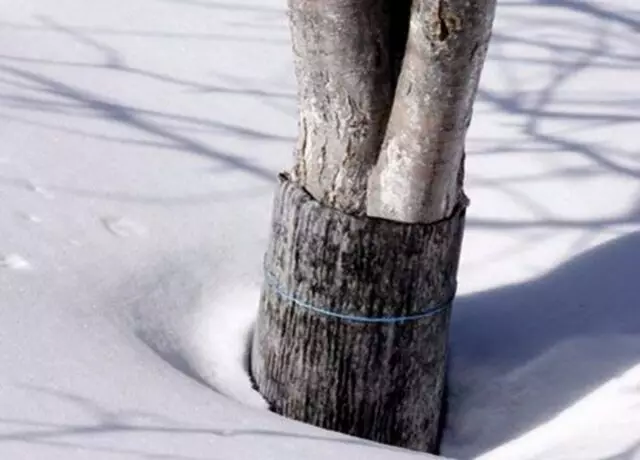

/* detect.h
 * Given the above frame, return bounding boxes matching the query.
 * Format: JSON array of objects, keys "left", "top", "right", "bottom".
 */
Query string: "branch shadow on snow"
[
  {"left": 0, "top": 384, "right": 423, "bottom": 460},
  {"left": 0, "top": 13, "right": 296, "bottom": 204},
  {"left": 448, "top": 9, "right": 640, "bottom": 455},
  {"left": 0, "top": 60, "right": 281, "bottom": 204},
  {"left": 158, "top": 0, "right": 285, "bottom": 16},
  {"left": 1, "top": 1, "right": 639, "bottom": 458},
  {"left": 445, "top": 231, "right": 640, "bottom": 457},
  {"left": 467, "top": 0, "right": 640, "bottom": 241},
  {"left": 0, "top": 63, "right": 279, "bottom": 181},
  {"left": 537, "top": 0, "right": 639, "bottom": 32}
]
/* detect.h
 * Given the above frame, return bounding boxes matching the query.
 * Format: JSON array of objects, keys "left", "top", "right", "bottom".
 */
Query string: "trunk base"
[{"left": 252, "top": 174, "right": 466, "bottom": 453}]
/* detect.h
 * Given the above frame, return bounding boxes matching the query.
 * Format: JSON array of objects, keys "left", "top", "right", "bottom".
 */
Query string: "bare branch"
[
  {"left": 368, "top": 0, "right": 497, "bottom": 223},
  {"left": 288, "top": 0, "right": 410, "bottom": 215}
]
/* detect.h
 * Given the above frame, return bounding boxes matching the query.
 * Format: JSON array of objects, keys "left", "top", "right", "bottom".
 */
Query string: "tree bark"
[
  {"left": 252, "top": 174, "right": 466, "bottom": 452},
  {"left": 251, "top": 0, "right": 496, "bottom": 453},
  {"left": 368, "top": 0, "right": 496, "bottom": 223},
  {"left": 288, "top": 0, "right": 411, "bottom": 215}
]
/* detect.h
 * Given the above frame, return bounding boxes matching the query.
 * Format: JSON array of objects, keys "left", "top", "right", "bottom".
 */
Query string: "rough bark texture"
[
  {"left": 288, "top": 0, "right": 411, "bottom": 215},
  {"left": 367, "top": 0, "right": 497, "bottom": 223},
  {"left": 251, "top": 0, "right": 497, "bottom": 453},
  {"left": 252, "top": 175, "right": 467, "bottom": 452}
]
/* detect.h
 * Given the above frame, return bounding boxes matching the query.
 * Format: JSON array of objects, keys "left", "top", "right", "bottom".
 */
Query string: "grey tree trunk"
[
  {"left": 368, "top": 0, "right": 496, "bottom": 223},
  {"left": 251, "top": 0, "right": 496, "bottom": 453},
  {"left": 287, "top": 0, "right": 411, "bottom": 215}
]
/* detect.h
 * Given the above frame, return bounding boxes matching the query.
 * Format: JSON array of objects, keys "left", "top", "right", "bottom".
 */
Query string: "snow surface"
[{"left": 1, "top": 0, "right": 638, "bottom": 459}]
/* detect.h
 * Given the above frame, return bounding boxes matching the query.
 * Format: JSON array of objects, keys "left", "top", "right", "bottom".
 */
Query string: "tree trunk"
[
  {"left": 253, "top": 174, "right": 466, "bottom": 452},
  {"left": 368, "top": 0, "right": 496, "bottom": 223},
  {"left": 287, "top": 0, "right": 411, "bottom": 215},
  {"left": 251, "top": 0, "right": 496, "bottom": 453}
]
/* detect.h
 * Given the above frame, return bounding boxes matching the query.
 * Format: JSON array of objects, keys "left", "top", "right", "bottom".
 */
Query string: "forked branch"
[
  {"left": 368, "top": 0, "right": 497, "bottom": 223},
  {"left": 288, "top": 0, "right": 411, "bottom": 215}
]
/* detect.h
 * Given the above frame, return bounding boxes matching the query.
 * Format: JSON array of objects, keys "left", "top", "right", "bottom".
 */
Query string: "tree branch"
[
  {"left": 288, "top": 0, "right": 411, "bottom": 215},
  {"left": 367, "top": 0, "right": 496, "bottom": 223}
]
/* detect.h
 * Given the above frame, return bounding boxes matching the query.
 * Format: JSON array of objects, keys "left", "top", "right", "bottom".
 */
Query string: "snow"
[{"left": 0, "top": 0, "right": 638, "bottom": 459}]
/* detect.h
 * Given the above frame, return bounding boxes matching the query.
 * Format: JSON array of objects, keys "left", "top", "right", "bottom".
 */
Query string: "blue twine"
[{"left": 264, "top": 270, "right": 452, "bottom": 324}]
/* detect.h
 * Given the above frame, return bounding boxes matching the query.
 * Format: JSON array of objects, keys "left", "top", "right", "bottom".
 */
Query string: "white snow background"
[{"left": 1, "top": 0, "right": 639, "bottom": 459}]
